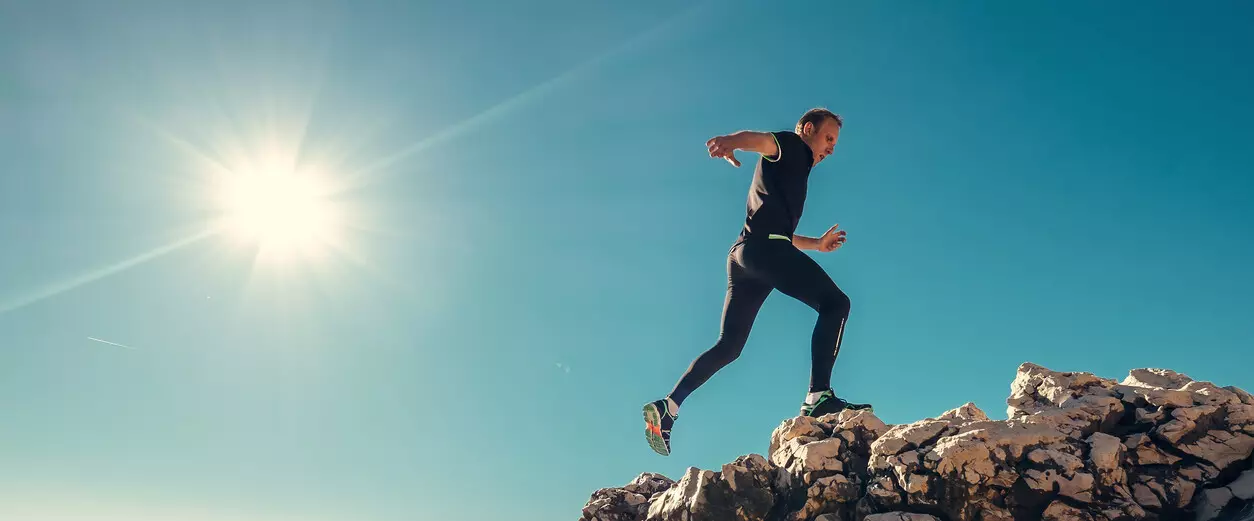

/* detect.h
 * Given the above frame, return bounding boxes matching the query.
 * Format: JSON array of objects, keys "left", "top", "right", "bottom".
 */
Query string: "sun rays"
[
  {"left": 0, "top": 4, "right": 709, "bottom": 316},
  {"left": 345, "top": 2, "right": 710, "bottom": 186},
  {"left": 0, "top": 228, "right": 217, "bottom": 315}
]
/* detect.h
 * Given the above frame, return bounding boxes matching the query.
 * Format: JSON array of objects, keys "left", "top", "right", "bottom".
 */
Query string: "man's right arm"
[
  {"left": 725, "top": 131, "right": 780, "bottom": 159},
  {"left": 706, "top": 131, "right": 781, "bottom": 167}
]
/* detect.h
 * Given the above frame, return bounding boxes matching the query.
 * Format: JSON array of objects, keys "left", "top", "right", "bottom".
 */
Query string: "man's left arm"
[
  {"left": 793, "top": 224, "right": 846, "bottom": 252},
  {"left": 792, "top": 235, "right": 821, "bottom": 250}
]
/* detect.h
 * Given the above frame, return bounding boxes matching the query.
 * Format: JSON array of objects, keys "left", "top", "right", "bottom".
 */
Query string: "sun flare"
[{"left": 217, "top": 162, "right": 343, "bottom": 262}]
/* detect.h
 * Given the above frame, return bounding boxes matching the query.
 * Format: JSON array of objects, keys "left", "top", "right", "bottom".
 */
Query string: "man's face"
[{"left": 802, "top": 118, "right": 841, "bottom": 166}]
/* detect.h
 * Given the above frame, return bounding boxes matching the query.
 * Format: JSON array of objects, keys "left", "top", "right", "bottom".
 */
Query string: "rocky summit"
[{"left": 579, "top": 363, "right": 1254, "bottom": 521}]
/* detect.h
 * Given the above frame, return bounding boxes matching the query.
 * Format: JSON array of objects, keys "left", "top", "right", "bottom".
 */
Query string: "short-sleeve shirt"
[{"left": 737, "top": 131, "right": 814, "bottom": 242}]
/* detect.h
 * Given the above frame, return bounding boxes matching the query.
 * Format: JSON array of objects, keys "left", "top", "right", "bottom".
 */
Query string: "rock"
[
  {"left": 581, "top": 488, "right": 650, "bottom": 521},
  {"left": 792, "top": 474, "right": 859, "bottom": 521},
  {"left": 581, "top": 473, "right": 675, "bottom": 521},
  {"left": 865, "top": 405, "right": 1075, "bottom": 519},
  {"left": 785, "top": 438, "right": 845, "bottom": 476},
  {"left": 769, "top": 410, "right": 888, "bottom": 521},
  {"left": 1007, "top": 363, "right": 1126, "bottom": 437},
  {"left": 1227, "top": 387, "right": 1254, "bottom": 406},
  {"left": 1232, "top": 468, "right": 1254, "bottom": 502},
  {"left": 828, "top": 408, "right": 891, "bottom": 454},
  {"left": 1007, "top": 363, "right": 1118, "bottom": 415},
  {"left": 581, "top": 362, "right": 1254, "bottom": 521},
  {"left": 1129, "top": 472, "right": 1201, "bottom": 511},
  {"left": 1041, "top": 500, "right": 1095, "bottom": 521},
  {"left": 770, "top": 416, "right": 828, "bottom": 463},
  {"left": 646, "top": 468, "right": 724, "bottom": 521},
  {"left": 640, "top": 456, "right": 783, "bottom": 521},
  {"left": 870, "top": 420, "right": 950, "bottom": 458},
  {"left": 862, "top": 513, "right": 942, "bottom": 521},
  {"left": 1125, "top": 432, "right": 1183, "bottom": 466},
  {"left": 624, "top": 472, "right": 675, "bottom": 498},
  {"left": 1215, "top": 502, "right": 1254, "bottom": 521},
  {"left": 1087, "top": 432, "right": 1128, "bottom": 487},
  {"left": 1121, "top": 368, "right": 1251, "bottom": 409},
  {"left": 722, "top": 455, "right": 783, "bottom": 520},
  {"left": 938, "top": 402, "right": 989, "bottom": 423},
  {"left": 645, "top": 469, "right": 720, "bottom": 521},
  {"left": 1194, "top": 467, "right": 1254, "bottom": 520}
]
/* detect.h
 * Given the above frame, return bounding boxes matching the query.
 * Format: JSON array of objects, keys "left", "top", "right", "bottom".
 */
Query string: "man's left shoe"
[
  {"left": 800, "top": 389, "right": 873, "bottom": 417},
  {"left": 642, "top": 399, "right": 676, "bottom": 456}
]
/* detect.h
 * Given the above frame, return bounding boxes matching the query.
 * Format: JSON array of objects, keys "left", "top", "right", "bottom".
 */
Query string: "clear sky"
[{"left": 2, "top": 1, "right": 1252, "bottom": 520}]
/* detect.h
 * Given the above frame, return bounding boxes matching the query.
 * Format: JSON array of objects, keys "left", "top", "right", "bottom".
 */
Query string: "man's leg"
[
  {"left": 644, "top": 249, "right": 770, "bottom": 456},
  {"left": 667, "top": 254, "right": 772, "bottom": 407},
  {"left": 741, "top": 239, "right": 857, "bottom": 406}
]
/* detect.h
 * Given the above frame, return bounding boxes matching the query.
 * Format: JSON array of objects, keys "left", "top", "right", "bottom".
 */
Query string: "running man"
[{"left": 643, "top": 108, "right": 871, "bottom": 457}]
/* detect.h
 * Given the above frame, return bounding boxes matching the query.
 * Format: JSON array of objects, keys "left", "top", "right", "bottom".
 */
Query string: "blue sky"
[{"left": 2, "top": 1, "right": 1252, "bottom": 520}]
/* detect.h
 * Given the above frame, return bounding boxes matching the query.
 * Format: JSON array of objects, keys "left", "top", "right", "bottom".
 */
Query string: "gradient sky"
[{"left": 2, "top": 1, "right": 1253, "bottom": 520}]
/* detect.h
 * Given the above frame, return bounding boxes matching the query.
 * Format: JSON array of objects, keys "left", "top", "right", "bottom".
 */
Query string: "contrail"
[
  {"left": 0, "top": 227, "right": 218, "bottom": 315},
  {"left": 87, "top": 337, "right": 138, "bottom": 350},
  {"left": 348, "top": 2, "right": 712, "bottom": 184}
]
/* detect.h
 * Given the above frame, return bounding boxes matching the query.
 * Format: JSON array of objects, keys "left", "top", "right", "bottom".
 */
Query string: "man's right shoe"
[
  {"left": 642, "top": 399, "right": 676, "bottom": 456},
  {"left": 800, "top": 389, "right": 873, "bottom": 417}
]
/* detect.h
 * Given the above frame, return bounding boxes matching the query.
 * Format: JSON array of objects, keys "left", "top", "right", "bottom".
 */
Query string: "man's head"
[{"left": 795, "top": 108, "right": 842, "bottom": 166}]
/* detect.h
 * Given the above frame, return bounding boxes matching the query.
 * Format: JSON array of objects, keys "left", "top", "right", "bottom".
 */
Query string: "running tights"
[{"left": 668, "top": 235, "right": 851, "bottom": 405}]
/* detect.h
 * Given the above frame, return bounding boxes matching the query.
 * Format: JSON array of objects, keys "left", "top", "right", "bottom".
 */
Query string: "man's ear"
[{"left": 801, "top": 122, "right": 814, "bottom": 137}]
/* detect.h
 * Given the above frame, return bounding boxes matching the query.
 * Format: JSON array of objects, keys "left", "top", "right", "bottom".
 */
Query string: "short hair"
[{"left": 795, "top": 108, "right": 843, "bottom": 134}]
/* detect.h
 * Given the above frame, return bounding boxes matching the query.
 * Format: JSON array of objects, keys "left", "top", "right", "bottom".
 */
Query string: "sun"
[{"left": 216, "top": 161, "right": 343, "bottom": 263}]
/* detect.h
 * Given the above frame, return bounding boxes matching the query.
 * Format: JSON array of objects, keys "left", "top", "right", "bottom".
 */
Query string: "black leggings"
[{"left": 668, "top": 236, "right": 851, "bottom": 405}]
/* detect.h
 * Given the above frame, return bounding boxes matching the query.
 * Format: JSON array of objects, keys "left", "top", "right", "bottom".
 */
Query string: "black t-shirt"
[{"left": 737, "top": 131, "right": 814, "bottom": 242}]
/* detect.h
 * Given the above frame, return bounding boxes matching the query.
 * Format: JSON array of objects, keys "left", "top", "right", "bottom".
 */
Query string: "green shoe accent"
[
  {"left": 800, "top": 389, "right": 835, "bottom": 417},
  {"left": 801, "top": 390, "right": 873, "bottom": 417}
]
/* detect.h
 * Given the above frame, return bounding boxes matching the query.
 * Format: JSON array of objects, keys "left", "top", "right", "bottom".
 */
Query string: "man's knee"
[
  {"left": 711, "top": 333, "right": 749, "bottom": 365},
  {"left": 820, "top": 289, "right": 851, "bottom": 317}
]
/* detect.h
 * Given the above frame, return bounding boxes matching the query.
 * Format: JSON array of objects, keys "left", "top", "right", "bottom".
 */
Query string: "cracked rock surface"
[{"left": 579, "top": 363, "right": 1254, "bottom": 520}]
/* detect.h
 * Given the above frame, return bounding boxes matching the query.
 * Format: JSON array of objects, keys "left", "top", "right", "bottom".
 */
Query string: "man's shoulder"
[
  {"left": 772, "top": 130, "right": 802, "bottom": 143},
  {"left": 772, "top": 131, "right": 810, "bottom": 153},
  {"left": 766, "top": 131, "right": 809, "bottom": 167}
]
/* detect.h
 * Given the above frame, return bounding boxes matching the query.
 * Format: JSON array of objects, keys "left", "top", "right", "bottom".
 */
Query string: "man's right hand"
[
  {"left": 706, "top": 131, "right": 780, "bottom": 167},
  {"left": 706, "top": 135, "right": 741, "bottom": 167}
]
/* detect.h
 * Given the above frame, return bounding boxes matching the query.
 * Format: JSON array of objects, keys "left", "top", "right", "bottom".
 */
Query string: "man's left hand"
[{"left": 817, "top": 224, "right": 847, "bottom": 252}]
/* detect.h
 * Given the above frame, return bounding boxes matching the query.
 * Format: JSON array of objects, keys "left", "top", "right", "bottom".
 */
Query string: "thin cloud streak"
[{"left": 87, "top": 337, "right": 138, "bottom": 350}]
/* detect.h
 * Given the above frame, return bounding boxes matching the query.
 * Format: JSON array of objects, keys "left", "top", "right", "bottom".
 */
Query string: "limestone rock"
[
  {"left": 827, "top": 408, "right": 891, "bottom": 455},
  {"left": 581, "top": 487, "right": 651, "bottom": 521},
  {"left": 1125, "top": 432, "right": 1183, "bottom": 466},
  {"left": 581, "top": 362, "right": 1254, "bottom": 521},
  {"left": 624, "top": 472, "right": 675, "bottom": 498},
  {"left": 770, "top": 416, "right": 828, "bottom": 464},
  {"left": 769, "top": 409, "right": 887, "bottom": 521},
  {"left": 1087, "top": 432, "right": 1128, "bottom": 488},
  {"left": 1041, "top": 500, "right": 1095, "bottom": 521},
  {"left": 646, "top": 456, "right": 782, "bottom": 521},
  {"left": 870, "top": 420, "right": 949, "bottom": 458},
  {"left": 1006, "top": 363, "right": 1126, "bottom": 436},
  {"left": 1194, "top": 467, "right": 1254, "bottom": 521},
  {"left": 582, "top": 473, "right": 676, "bottom": 521},
  {"left": 861, "top": 513, "right": 942, "bottom": 521},
  {"left": 938, "top": 402, "right": 989, "bottom": 423}
]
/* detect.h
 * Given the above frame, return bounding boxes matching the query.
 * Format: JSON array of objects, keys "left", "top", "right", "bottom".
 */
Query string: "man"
[{"left": 642, "top": 108, "right": 870, "bottom": 457}]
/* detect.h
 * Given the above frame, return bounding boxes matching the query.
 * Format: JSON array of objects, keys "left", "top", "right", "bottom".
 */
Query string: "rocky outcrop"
[
  {"left": 582, "top": 473, "right": 676, "bottom": 521},
  {"left": 770, "top": 409, "right": 888, "bottom": 521},
  {"left": 579, "top": 363, "right": 1254, "bottom": 521}
]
